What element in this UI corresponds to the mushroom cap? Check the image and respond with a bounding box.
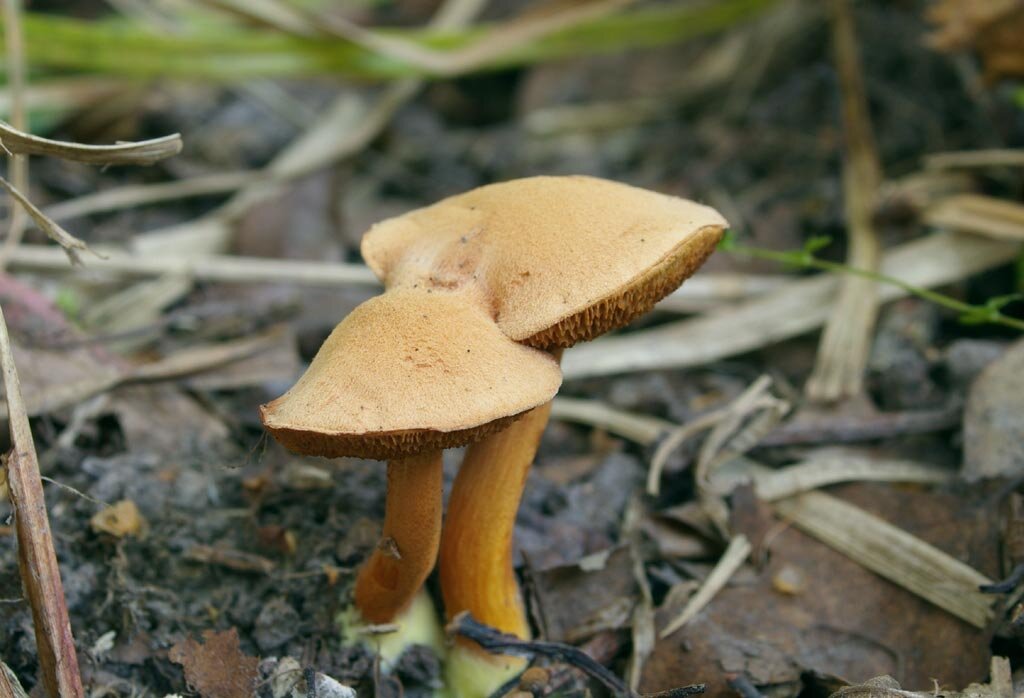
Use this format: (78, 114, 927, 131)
(361, 176, 727, 349)
(259, 288, 562, 460)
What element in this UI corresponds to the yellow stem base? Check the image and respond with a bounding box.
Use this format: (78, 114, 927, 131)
(442, 643, 525, 698)
(338, 589, 445, 668)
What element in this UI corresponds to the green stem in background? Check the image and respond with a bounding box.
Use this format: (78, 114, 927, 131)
(720, 233, 1024, 332)
(2, 0, 776, 81)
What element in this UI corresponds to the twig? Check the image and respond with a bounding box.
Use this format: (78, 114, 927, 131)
(647, 410, 725, 496)
(805, 0, 883, 401)
(0, 120, 181, 165)
(448, 613, 703, 698)
(0, 305, 85, 698)
(0, 176, 95, 264)
(1, 0, 29, 270)
(660, 535, 751, 639)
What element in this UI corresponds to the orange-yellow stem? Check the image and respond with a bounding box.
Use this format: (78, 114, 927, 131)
(439, 401, 553, 639)
(354, 451, 442, 624)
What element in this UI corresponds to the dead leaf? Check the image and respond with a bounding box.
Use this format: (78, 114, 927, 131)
(641, 482, 1000, 696)
(527, 546, 638, 644)
(168, 628, 259, 698)
(926, 1, 1024, 81)
(830, 657, 1013, 698)
(89, 500, 146, 538)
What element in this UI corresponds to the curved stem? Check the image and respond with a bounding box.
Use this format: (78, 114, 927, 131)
(354, 450, 443, 624)
(439, 401, 553, 639)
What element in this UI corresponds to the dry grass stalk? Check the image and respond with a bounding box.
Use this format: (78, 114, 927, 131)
(549, 396, 671, 446)
(0, 661, 29, 698)
(646, 410, 725, 496)
(563, 231, 1020, 379)
(0, 176, 94, 264)
(1, 0, 29, 269)
(0, 79, 126, 117)
(0, 120, 181, 165)
(774, 490, 994, 628)
(44, 171, 258, 222)
(710, 450, 952, 501)
(925, 149, 1024, 169)
(805, 0, 883, 401)
(926, 193, 1024, 241)
(6, 244, 380, 286)
(659, 534, 751, 639)
(0, 306, 84, 697)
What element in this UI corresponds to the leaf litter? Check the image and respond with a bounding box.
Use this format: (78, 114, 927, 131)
(2, 1, 1024, 697)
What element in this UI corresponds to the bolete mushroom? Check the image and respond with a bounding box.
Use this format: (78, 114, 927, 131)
(260, 287, 561, 659)
(362, 176, 727, 696)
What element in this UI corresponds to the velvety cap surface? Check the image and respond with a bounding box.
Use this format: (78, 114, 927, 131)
(361, 176, 727, 347)
(259, 288, 562, 460)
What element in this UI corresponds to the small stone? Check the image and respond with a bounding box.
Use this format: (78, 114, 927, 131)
(519, 666, 550, 692)
(772, 564, 807, 595)
(964, 338, 1024, 480)
(253, 600, 300, 652)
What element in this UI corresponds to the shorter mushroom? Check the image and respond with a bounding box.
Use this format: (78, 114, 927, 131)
(260, 287, 561, 662)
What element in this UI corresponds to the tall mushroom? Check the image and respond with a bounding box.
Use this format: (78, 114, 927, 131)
(260, 287, 561, 659)
(362, 176, 728, 695)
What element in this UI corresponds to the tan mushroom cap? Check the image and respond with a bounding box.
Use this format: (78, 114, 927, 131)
(259, 288, 562, 460)
(361, 175, 728, 349)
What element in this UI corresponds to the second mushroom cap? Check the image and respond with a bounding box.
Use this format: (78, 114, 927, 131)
(361, 175, 728, 348)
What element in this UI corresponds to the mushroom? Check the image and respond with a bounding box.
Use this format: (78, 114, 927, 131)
(260, 287, 561, 659)
(362, 176, 728, 695)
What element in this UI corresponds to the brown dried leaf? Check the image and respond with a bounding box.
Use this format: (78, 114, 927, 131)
(89, 499, 146, 539)
(168, 628, 259, 698)
(641, 482, 1000, 696)
(926, 0, 1024, 81)
(527, 546, 638, 644)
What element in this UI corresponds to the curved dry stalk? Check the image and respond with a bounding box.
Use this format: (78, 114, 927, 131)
(1, 0, 29, 269)
(0, 176, 94, 264)
(0, 121, 181, 165)
(805, 0, 883, 402)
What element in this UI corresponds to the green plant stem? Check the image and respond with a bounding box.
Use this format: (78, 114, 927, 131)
(726, 242, 1024, 332)
(2, 0, 777, 81)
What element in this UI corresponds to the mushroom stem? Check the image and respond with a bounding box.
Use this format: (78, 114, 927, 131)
(354, 450, 443, 623)
(439, 401, 552, 640)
